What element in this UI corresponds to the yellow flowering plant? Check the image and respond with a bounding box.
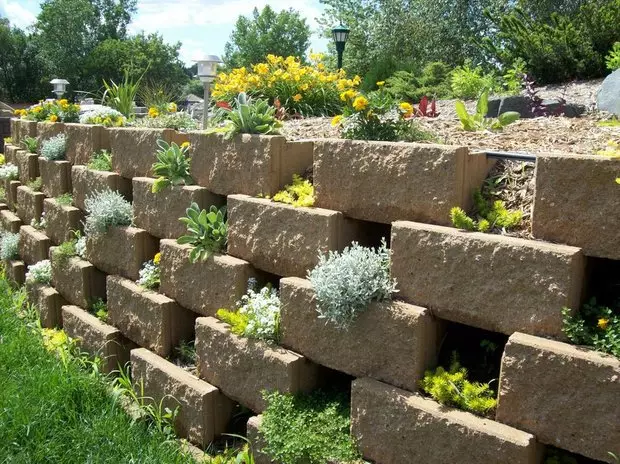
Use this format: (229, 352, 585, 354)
(212, 54, 359, 116)
(562, 298, 620, 358)
(17, 99, 80, 123)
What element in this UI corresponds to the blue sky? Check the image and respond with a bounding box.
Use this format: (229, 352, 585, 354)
(0, 0, 330, 64)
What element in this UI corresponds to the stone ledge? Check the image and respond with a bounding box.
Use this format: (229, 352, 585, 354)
(39, 158, 71, 197)
(4, 259, 25, 286)
(65, 123, 110, 165)
(15, 150, 39, 184)
(246, 416, 273, 464)
(0, 209, 21, 233)
(43, 198, 84, 245)
(26, 283, 66, 328)
(16, 185, 44, 226)
(19, 225, 51, 265)
(36, 122, 64, 149)
(71, 165, 132, 211)
(50, 250, 106, 308)
(5, 179, 20, 212)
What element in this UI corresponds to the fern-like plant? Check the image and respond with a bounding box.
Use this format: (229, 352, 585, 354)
(21, 136, 38, 153)
(151, 140, 193, 193)
(84, 189, 132, 237)
(272, 174, 315, 207)
(177, 203, 227, 262)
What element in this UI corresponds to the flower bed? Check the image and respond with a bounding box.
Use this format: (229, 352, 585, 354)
(39, 158, 71, 198)
(496, 332, 620, 463)
(19, 225, 50, 265)
(71, 165, 132, 211)
(391, 221, 585, 338)
(64, 123, 110, 165)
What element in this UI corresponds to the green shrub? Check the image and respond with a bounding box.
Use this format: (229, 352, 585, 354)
(308, 239, 396, 329)
(455, 90, 520, 131)
(151, 140, 193, 193)
(384, 61, 453, 102)
(177, 203, 227, 262)
(0, 232, 20, 260)
(260, 390, 360, 464)
(420, 355, 497, 416)
(90, 298, 108, 322)
(272, 175, 315, 207)
(84, 189, 133, 237)
(450, 63, 500, 99)
(51, 232, 81, 269)
(502, 58, 527, 94)
(562, 298, 619, 358)
(41, 134, 66, 161)
(606, 42, 620, 70)
(87, 150, 113, 171)
(21, 136, 38, 153)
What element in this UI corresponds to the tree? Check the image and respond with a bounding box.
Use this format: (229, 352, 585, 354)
(224, 6, 311, 68)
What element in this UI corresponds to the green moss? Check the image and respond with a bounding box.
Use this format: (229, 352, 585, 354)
(272, 174, 315, 207)
(450, 189, 522, 233)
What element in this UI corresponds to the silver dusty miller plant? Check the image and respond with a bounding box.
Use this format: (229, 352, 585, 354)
(0, 232, 20, 260)
(307, 238, 397, 329)
(25, 259, 52, 285)
(41, 134, 66, 161)
(84, 189, 132, 237)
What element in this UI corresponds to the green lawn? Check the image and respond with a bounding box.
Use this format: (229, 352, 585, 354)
(0, 275, 195, 463)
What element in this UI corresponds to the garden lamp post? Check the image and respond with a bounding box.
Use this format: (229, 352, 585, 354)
(331, 24, 350, 70)
(50, 78, 69, 99)
(194, 55, 222, 128)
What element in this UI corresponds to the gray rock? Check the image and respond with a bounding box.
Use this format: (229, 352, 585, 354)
(597, 69, 620, 116)
(499, 95, 533, 118)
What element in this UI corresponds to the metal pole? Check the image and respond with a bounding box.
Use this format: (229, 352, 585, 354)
(202, 81, 210, 129)
(482, 150, 537, 162)
(337, 51, 343, 70)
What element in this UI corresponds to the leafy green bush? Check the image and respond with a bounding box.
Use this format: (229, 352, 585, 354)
(177, 203, 227, 262)
(27, 177, 42, 192)
(214, 92, 281, 140)
(502, 58, 527, 94)
(41, 134, 66, 161)
(87, 150, 113, 171)
(0, 163, 18, 181)
(21, 136, 38, 153)
(308, 239, 396, 329)
(562, 299, 619, 358)
(420, 355, 497, 416)
(216, 279, 280, 343)
(90, 298, 108, 322)
(272, 175, 315, 207)
(84, 189, 133, 237)
(25, 259, 52, 285)
(606, 42, 620, 70)
(384, 61, 453, 102)
(450, 189, 523, 233)
(450, 63, 500, 99)
(260, 390, 360, 464)
(455, 90, 520, 131)
(51, 232, 81, 269)
(0, 232, 20, 260)
(151, 140, 193, 193)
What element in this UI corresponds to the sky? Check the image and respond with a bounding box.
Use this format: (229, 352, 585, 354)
(0, 0, 330, 64)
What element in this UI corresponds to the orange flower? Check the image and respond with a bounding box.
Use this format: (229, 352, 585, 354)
(293, 94, 302, 102)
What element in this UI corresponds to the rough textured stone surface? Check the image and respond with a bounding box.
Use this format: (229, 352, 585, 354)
(109, 127, 186, 179)
(16, 185, 44, 225)
(160, 240, 255, 316)
(62, 304, 132, 373)
(196, 316, 319, 412)
(391, 221, 585, 338)
(10, 118, 18, 142)
(246, 416, 273, 464)
(189, 133, 313, 196)
(497, 332, 620, 463)
(15, 150, 39, 183)
(19, 225, 51, 265)
(85, 226, 158, 280)
(0, 209, 21, 233)
(597, 68, 620, 116)
(3, 143, 20, 164)
(532, 154, 620, 259)
(65, 123, 110, 165)
(132, 177, 224, 239)
(72, 165, 132, 210)
(4, 259, 25, 286)
(17, 120, 37, 144)
(314, 140, 491, 225)
(50, 250, 106, 308)
(131, 348, 233, 446)
(5, 179, 20, 211)
(36, 122, 64, 149)
(39, 158, 71, 197)
(280, 277, 442, 391)
(107, 276, 195, 357)
(26, 283, 66, 328)
(43, 198, 84, 245)
(227, 195, 363, 277)
(352, 378, 540, 464)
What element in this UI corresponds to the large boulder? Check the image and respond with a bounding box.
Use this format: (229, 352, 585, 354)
(597, 69, 620, 116)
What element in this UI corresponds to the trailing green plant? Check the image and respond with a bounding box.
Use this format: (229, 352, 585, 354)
(21, 136, 38, 153)
(102, 68, 145, 119)
(216, 279, 280, 343)
(260, 390, 360, 464)
(450, 62, 500, 99)
(27, 177, 42, 192)
(455, 90, 520, 131)
(41, 134, 66, 161)
(25, 259, 52, 285)
(134, 111, 197, 131)
(177, 203, 227, 262)
(90, 298, 108, 322)
(562, 298, 620, 358)
(216, 92, 282, 140)
(84, 189, 133, 237)
(151, 140, 193, 193)
(87, 150, 113, 171)
(0, 232, 20, 260)
(56, 193, 73, 206)
(0, 163, 18, 180)
(450, 189, 523, 233)
(420, 354, 497, 416)
(271, 174, 315, 207)
(137, 253, 161, 290)
(308, 239, 396, 329)
(606, 42, 620, 71)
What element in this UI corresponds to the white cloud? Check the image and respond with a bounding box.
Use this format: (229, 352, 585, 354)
(0, 0, 37, 29)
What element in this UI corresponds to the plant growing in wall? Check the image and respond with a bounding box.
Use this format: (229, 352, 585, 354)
(151, 140, 193, 193)
(271, 174, 315, 207)
(83, 189, 132, 237)
(87, 150, 113, 171)
(215, 92, 282, 139)
(455, 90, 520, 131)
(0, 232, 20, 260)
(21, 136, 38, 154)
(25, 259, 52, 285)
(0, 163, 19, 181)
(562, 299, 620, 358)
(137, 253, 161, 290)
(41, 134, 67, 161)
(307, 239, 397, 328)
(177, 203, 227, 262)
(450, 189, 522, 233)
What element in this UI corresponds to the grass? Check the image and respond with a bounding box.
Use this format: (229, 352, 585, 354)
(0, 271, 195, 463)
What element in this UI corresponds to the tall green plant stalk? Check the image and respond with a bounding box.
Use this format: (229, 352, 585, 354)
(102, 68, 147, 119)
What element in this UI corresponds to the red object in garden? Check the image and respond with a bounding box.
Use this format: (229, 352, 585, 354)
(416, 96, 439, 118)
(216, 101, 232, 110)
